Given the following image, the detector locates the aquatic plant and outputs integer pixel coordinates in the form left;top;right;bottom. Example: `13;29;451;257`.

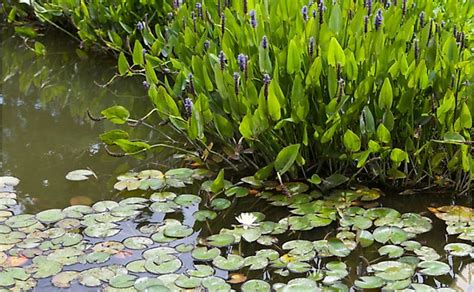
0;173;471;290
7;0;474;191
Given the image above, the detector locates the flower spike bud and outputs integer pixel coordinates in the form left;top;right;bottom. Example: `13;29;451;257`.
219;50;227;71
249;10;257;28
233;72;240;96
302;6;309;22
261;35;268;49
375;9;383;31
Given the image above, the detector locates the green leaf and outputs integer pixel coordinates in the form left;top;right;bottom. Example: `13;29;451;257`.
390;148;408;164
379;78;393;109
210;170;225;193
274;144;301;174
268;83;281;121
343;129;361;152
287;39;301;74
214;114;233;138
327;37;345;67
132;40;144;65
118;52;129;75
376;124;391;144
114;139;150;154
101;106;130;125
100;130;129;144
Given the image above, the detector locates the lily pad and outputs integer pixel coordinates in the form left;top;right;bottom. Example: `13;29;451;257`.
210;198;231;211
65;169;96;181
354;276;384;289
206;234;235;247
52;271;79;288
174;275;202;289
444;243;472;257
84;223;120;238
36;209;65;223
193;210;217;221
186;265;214;278
373;226;408;244
145;256;182;274
174;194;201;207
212;255;244;271
109;274;137;288
378;245;404;258
417;260;451;276
370;261;414;281
123;236;153;250
5;214;37;228
163;224;193;238
242;279;271;291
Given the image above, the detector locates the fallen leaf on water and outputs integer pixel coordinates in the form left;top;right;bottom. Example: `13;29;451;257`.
227;273;247;284
114;250;133;259
4;255;28;267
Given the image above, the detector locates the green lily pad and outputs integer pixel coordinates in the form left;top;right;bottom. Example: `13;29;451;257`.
370;261;414;281
109;274;137;288
378;245;404;258
244;255;269;270
92;201;119;212
201;276;231;291
150;192;177;202
193;210;217;221
210;198;231;211
0;231;25;244
417;261;451;276
411;283;437;291
206;234;235;247
52;271;79;288
287;261;312;273
414;246;441;261
401;240;422;251
354;276;384;289
36;209;65;223
186;265;214;278
174;275;202;289
134;277;167;291
212;254;244;271
5;214;37;228
126;260;147;273
0;176;20;188
174;194;201;207
241;279;271;291
327;238;351;257
145;256;182;274
277;278;318;291
444;243;472;257
358;230;374;247
383;278;411;290
373;226;408;244
149;201;179;213
143;247;177;259
84;223;120;238
30;258;63;278
163;224;193;238
241;227;262;242
123;236;153;250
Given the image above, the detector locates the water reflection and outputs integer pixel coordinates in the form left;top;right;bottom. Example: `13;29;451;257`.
0;29;175;212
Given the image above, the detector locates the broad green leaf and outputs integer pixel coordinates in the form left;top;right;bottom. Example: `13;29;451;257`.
327;37;345;66
101;106;130;125
274;144;301;174
343;129;361;152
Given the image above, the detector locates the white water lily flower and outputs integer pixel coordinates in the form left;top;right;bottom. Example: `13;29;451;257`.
236;212;259;229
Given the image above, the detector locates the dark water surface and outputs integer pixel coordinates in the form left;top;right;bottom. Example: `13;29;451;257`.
0;29;472;291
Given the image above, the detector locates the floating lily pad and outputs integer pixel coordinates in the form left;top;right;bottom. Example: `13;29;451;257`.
134;277;167;291
244;255;269;270
358;230;374;247
414;246;441;261
378;245;404;258
109;274;137;288
65;169;96;181
174;194;201;207
210;198;231;211
417;260;451;276
201;276;231;291
370;261;414;281
193;210;217;221
287;261;312;273
206;234;235;247
186;265;214;278
36;209;65;223
242;279;271;291
5;214;37;228
0;231;25;244
52;271;79;288
444;243;472;257
163;224;193;238
174;275;202;289
84;223;120;238
0;176;20;188
354;276;384;289
212;255;244;271
145;256;182;274
150;192;177;202
373;226;408;244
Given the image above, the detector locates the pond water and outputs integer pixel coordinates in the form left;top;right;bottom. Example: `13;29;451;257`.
0;30;472;291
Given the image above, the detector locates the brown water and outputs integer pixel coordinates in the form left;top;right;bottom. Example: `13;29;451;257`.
0;29;180;213
0;29;472;291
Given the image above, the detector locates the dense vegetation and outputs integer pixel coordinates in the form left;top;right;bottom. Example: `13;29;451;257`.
3;0;473;191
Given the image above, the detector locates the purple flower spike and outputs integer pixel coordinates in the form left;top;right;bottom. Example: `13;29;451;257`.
419;11;425;28
365;0;372;16
184;98;193;116
302;6;309;22
142;81;150;89
196;2;202;18
137;21;144;31
249;10;257;28
261;35;268;49
204;40;210;51
263;74;271;97
309;37;315;58
187;73;195;95
219;50;226;70
364;15;369;33
375;9;383;31
233;72;240;95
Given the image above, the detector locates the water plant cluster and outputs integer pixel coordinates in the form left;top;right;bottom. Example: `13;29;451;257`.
0;172;472;290
8;0;473;190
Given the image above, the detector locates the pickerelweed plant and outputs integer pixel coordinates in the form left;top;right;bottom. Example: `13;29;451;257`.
13;0;474;191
